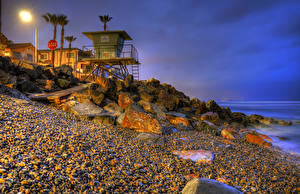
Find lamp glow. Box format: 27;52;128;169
19;10;32;23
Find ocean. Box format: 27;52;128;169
217;101;300;156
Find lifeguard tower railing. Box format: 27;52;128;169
79;44;140;81
82;44;139;62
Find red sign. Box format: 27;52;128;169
48;40;58;50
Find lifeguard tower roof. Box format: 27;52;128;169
82;30;132;40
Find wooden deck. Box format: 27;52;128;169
29;83;92;104
81;57;139;65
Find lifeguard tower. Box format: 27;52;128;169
81;30;140;81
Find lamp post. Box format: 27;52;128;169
19;10;38;63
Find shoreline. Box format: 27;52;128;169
0;94;298;193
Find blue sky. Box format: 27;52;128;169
2;0;300;100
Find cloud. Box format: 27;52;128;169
212;0;289;24
272;15;300;38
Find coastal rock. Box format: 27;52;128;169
221;128;236;140
104;102;122;116
146;78;160;88
195;101;208;115
201;112;220;126
121;104;162;134
17;79;41;93
230;112;250;127
190;98;201;108
57;78;71;89
93;113;116;125
0;69;12;84
139;91;154;102
166;115;189;127
172;150;213;164
246;133;271;147
195;120;220;135
0;83;31;100
135;133;165;145
91;92;104;106
118;92;134;109
156;89;180;111
206;100;222;115
138;100;153;113
71;102;104;117
182;178;243;194
71;89;91;103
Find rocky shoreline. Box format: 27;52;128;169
0;56;299;192
0;94;299;193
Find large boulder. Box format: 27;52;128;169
121;103;162;134
221;128;237;140
201;112;220;126
104;102;122;116
0;83;31;101
206;100;224;118
0;69;12;84
57;78;71;89
93;114;116;125
156;89;180;111
16;79;41;93
195;101;208;115
118;92;134;109
182;178;243;194
139;91;154;102
230;112;250;127
190;98;201;108
195;120;220;135
246;132;271;147
166;115;189;127
71;102;104;117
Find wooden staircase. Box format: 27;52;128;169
131;64;140;80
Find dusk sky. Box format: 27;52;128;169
2;0;300;101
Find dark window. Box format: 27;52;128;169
67;53;74;58
27;54;33;61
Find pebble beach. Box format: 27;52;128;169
0;94;299;193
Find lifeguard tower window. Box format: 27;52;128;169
101;35;109;42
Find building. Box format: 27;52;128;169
38;48;92;79
7;43;36;62
0;33;10;57
38;48;81;67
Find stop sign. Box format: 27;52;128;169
48;40;58;50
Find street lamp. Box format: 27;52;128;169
19;10;38;63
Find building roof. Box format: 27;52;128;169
38;48;81;52
82;30;132;40
8;43;35;49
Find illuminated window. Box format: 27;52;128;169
40;54;47;59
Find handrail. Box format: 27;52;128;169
81;44;139;62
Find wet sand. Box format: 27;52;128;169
0;94;298;193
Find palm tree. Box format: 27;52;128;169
42;13;59;69
99;15;112;31
64;36;77;65
57;14;69;66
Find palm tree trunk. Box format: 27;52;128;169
52;25;57;70
59;26;64;66
104;23;106;31
68;42;71;65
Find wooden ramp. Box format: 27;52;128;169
29;83;92;105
